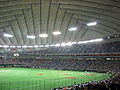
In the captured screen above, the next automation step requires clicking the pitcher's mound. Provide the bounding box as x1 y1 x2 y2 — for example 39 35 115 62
36 73 44 75
64 77 76 79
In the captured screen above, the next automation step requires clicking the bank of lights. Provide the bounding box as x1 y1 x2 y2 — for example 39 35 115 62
0 38 103 48
78 38 103 44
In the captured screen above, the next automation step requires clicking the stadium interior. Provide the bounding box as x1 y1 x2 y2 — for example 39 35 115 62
0 0 120 90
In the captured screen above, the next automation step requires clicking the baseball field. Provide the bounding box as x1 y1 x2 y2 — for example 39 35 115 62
0 68 111 90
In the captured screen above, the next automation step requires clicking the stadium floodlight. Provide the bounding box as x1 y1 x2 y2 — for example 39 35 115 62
39 34 48 38
10 46 16 48
39 45 44 47
45 45 49 47
66 42 72 46
87 21 97 26
22 45 27 48
53 31 61 35
50 44 55 47
28 46 33 48
4 33 13 37
27 35 35 39
3 45 9 48
16 46 21 48
68 27 77 31
55 44 60 47
34 45 38 48
0 45 3 47
72 42 77 44
61 43 66 47
78 38 103 44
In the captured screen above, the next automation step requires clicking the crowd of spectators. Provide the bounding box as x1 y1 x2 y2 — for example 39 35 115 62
0 41 120 73
8 41 120 57
27 41 120 55
53 73 120 90
1 58 120 73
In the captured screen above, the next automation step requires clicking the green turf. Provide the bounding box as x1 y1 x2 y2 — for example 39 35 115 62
0 68 111 90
